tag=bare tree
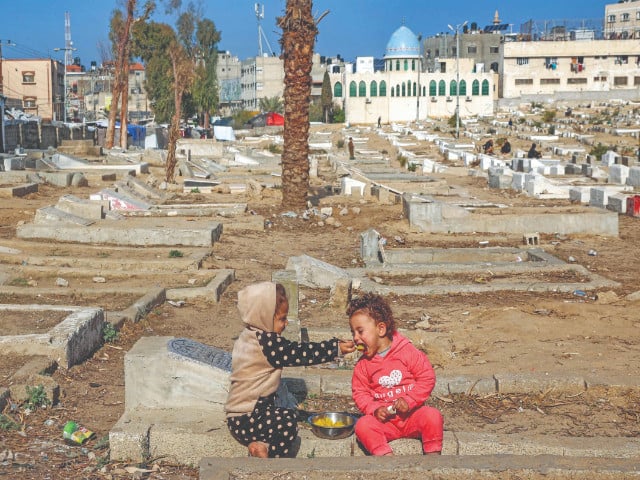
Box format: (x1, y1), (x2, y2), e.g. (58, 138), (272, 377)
(165, 42), (194, 183)
(277, 0), (319, 210)
(106, 0), (153, 150)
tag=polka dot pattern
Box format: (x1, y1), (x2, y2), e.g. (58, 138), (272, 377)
(227, 394), (298, 458)
(258, 332), (338, 368)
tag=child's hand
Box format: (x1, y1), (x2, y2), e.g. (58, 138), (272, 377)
(394, 397), (410, 414)
(374, 405), (395, 422)
(338, 339), (356, 354)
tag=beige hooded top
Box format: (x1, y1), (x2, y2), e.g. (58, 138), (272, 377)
(225, 282), (281, 418)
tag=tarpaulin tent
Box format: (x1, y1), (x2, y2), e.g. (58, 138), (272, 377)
(266, 112), (284, 126)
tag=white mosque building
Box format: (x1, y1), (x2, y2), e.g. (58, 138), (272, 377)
(330, 24), (495, 125)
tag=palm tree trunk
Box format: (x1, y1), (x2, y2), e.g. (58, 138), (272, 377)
(278, 0), (317, 210)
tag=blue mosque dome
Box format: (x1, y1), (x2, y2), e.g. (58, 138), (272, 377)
(384, 25), (421, 59)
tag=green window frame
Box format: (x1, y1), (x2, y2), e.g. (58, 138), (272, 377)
(358, 81), (366, 97)
(349, 81), (357, 97)
(450, 80), (457, 96)
(396, 59), (400, 71)
(438, 80), (446, 96)
(370, 81), (378, 97)
(411, 59), (416, 71)
(333, 82), (343, 98)
(412, 82), (416, 96)
(472, 79), (480, 95)
(379, 80), (387, 96)
(459, 79), (467, 96)
(429, 80), (437, 96)
(482, 79), (490, 95)
(401, 83), (406, 96)
(404, 59), (408, 71)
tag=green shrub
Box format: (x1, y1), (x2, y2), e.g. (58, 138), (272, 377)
(336, 139), (344, 149)
(103, 323), (119, 343)
(169, 250), (184, 258)
(25, 385), (51, 410)
(0, 414), (21, 431)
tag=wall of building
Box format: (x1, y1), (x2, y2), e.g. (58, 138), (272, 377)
(501, 39), (640, 99)
(1, 59), (63, 121)
(330, 68), (494, 124)
(605, 0), (640, 38)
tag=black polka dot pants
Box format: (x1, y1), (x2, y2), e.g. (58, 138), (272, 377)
(227, 395), (298, 458)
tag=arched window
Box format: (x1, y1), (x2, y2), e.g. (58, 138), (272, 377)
(429, 80), (437, 96)
(370, 80), (378, 97)
(349, 81), (357, 97)
(404, 59), (408, 71)
(396, 59), (400, 71)
(482, 79), (490, 95)
(391, 86), (395, 97)
(358, 81), (366, 97)
(379, 80), (387, 96)
(459, 80), (467, 96)
(423, 86), (426, 96)
(472, 79), (480, 96)
(411, 59), (416, 71)
(401, 83), (406, 96)
(333, 82), (343, 98)
(450, 80), (457, 96)
(438, 80), (446, 96)
(412, 82), (417, 96)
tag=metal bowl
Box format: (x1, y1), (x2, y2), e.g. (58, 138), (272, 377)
(308, 412), (356, 440)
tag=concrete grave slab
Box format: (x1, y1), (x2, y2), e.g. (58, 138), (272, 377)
(16, 218), (223, 247)
(0, 304), (104, 368)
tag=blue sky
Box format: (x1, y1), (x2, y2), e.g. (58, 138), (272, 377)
(2, 1), (606, 66)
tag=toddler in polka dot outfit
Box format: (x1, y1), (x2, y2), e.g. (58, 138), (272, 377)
(225, 281), (355, 458)
(348, 293), (443, 456)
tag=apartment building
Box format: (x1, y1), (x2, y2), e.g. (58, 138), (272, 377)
(604, 0), (640, 38)
(70, 62), (149, 123)
(1, 58), (64, 121)
(240, 55), (284, 111)
(217, 51), (242, 115)
(500, 38), (640, 101)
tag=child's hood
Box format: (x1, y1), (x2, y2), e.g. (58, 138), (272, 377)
(237, 281), (276, 332)
(388, 331), (411, 353)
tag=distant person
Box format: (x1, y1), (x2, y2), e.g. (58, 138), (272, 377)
(508, 118), (513, 128)
(500, 139), (512, 155)
(348, 137), (355, 159)
(527, 143), (542, 159)
(482, 139), (494, 155)
(225, 282), (354, 458)
(348, 293), (443, 456)
(377, 116), (382, 128)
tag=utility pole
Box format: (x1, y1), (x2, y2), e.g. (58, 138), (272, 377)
(448, 21), (467, 139)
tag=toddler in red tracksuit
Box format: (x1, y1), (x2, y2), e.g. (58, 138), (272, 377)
(348, 293), (443, 456)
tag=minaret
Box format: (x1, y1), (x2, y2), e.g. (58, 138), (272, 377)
(493, 10), (501, 25)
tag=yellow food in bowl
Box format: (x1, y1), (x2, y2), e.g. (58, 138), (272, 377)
(313, 417), (347, 428)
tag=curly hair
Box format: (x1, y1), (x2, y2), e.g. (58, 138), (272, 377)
(346, 293), (396, 339)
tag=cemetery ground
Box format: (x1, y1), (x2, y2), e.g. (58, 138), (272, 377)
(1, 121), (640, 479)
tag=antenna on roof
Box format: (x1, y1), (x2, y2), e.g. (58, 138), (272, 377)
(255, 3), (274, 57)
(64, 11), (73, 67)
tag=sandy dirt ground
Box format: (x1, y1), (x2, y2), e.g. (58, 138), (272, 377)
(1, 117), (640, 479)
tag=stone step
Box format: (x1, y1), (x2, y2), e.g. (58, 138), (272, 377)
(109, 407), (640, 466)
(199, 454), (640, 480)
